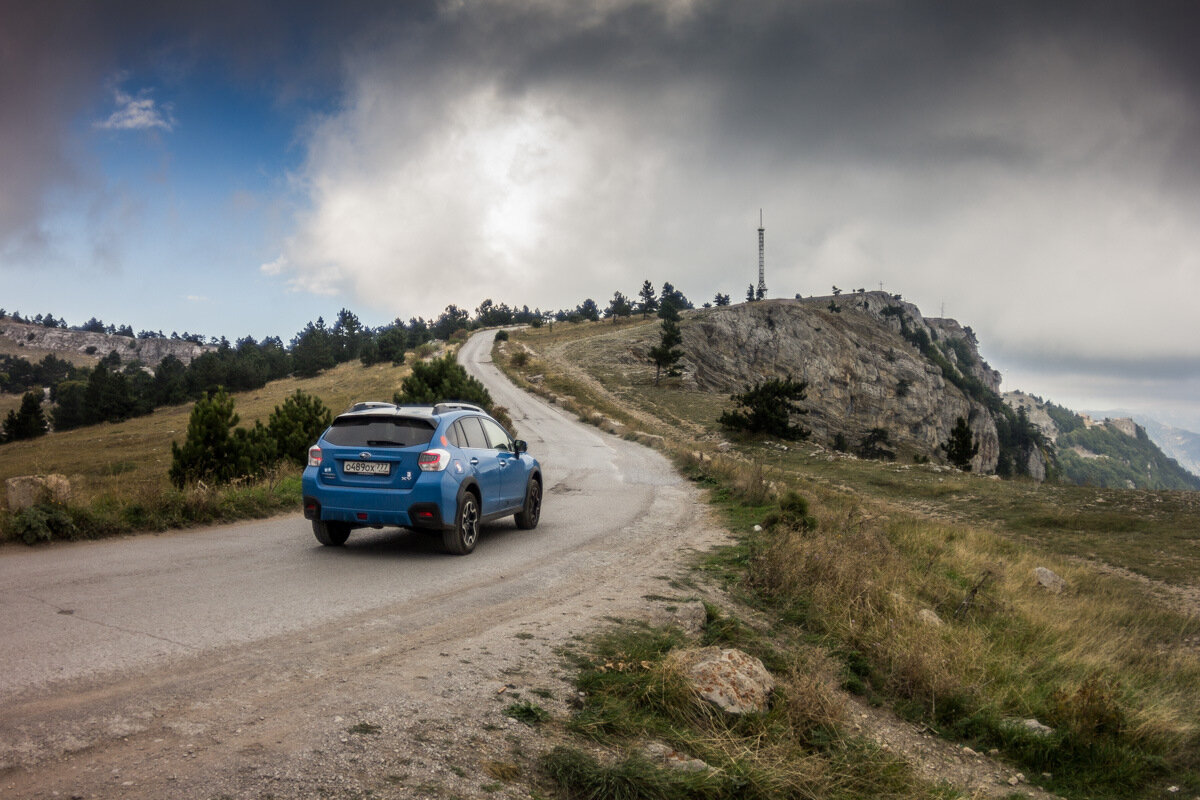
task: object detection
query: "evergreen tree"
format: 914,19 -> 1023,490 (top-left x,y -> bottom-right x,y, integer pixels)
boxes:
718,377 -> 810,440
393,355 -> 510,430
714,292 -> 731,306
746,284 -> 756,302
169,389 -> 273,487
855,428 -> 896,461
51,381 -> 88,431
432,305 -> 470,340
291,318 -> 336,378
647,318 -> 684,385
268,390 -> 333,465
331,308 -> 366,363
605,291 -> 633,322
394,354 -> 494,408
576,298 -> 601,322
1,391 -> 48,442
942,416 -> 980,470
638,280 -> 658,318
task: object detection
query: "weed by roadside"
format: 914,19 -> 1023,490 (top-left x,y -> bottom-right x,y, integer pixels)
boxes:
2,472 -> 301,544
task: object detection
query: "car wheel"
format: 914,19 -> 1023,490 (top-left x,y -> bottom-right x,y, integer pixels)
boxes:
312,519 -> 351,546
444,492 -> 480,555
514,477 -> 541,530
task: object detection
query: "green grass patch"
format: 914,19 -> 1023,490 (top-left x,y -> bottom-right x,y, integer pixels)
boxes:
504,700 -> 551,725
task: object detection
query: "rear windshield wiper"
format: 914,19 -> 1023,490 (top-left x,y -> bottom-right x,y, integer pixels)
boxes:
366,439 -> 406,446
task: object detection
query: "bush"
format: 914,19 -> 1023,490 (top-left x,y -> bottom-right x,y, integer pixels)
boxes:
718,377 -> 811,440
394,354 -> 513,432
7,503 -> 77,544
494,329 -> 509,341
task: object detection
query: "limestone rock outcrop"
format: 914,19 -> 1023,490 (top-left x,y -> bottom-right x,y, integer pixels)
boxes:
681,295 -> 1005,473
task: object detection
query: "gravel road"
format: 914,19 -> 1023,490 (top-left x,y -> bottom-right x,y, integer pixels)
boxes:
0,329 -> 729,799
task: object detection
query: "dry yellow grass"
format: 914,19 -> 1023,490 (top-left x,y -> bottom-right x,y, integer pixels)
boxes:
0,360 -> 411,507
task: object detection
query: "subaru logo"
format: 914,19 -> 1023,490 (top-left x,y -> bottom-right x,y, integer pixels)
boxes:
359,452 -> 372,460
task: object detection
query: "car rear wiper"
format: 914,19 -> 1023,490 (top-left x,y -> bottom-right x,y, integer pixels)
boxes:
366,440 -> 405,446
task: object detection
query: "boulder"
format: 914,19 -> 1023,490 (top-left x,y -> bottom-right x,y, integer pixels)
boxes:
666,647 -> 774,715
6,474 -> 71,511
918,608 -> 944,627
1033,566 -> 1066,594
640,741 -> 709,772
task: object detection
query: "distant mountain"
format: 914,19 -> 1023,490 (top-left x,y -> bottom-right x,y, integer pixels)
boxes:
1092,415 -> 1200,481
1006,393 -> 1200,491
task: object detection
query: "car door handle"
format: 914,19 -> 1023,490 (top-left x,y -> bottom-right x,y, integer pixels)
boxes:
469,458 -> 479,466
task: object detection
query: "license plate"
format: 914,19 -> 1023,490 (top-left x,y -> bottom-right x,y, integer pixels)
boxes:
343,461 -> 391,475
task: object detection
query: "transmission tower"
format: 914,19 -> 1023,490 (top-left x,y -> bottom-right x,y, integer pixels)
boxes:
756,209 -> 767,299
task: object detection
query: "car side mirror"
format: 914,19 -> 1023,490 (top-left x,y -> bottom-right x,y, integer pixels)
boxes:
513,439 -> 528,454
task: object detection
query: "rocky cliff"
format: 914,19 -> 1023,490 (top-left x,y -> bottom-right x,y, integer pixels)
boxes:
0,319 -> 212,367
680,294 -> 1014,473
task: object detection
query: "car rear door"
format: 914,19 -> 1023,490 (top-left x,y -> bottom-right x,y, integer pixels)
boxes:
479,416 -> 526,509
456,416 -> 503,513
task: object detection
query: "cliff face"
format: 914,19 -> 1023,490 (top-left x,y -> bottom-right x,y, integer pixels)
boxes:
0,319 -> 212,367
682,294 -> 1007,473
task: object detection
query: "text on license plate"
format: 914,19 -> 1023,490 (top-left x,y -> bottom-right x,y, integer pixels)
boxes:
343,461 -> 391,475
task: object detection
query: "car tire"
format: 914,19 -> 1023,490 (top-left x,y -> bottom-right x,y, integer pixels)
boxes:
514,477 -> 541,530
312,519 -> 351,547
443,492 -> 480,555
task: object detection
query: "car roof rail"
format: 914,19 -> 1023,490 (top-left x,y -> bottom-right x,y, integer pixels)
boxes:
432,401 -> 487,415
346,401 -> 397,413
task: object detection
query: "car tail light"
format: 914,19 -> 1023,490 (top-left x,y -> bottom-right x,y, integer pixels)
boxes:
308,446 -> 323,467
418,448 -> 451,472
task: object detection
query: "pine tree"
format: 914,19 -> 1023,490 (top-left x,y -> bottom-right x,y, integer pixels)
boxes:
638,280 -> 658,318
169,389 -> 274,487
942,416 -> 979,470
718,377 -> 810,440
268,390 -> 333,465
648,319 -> 684,385
1,391 -> 48,442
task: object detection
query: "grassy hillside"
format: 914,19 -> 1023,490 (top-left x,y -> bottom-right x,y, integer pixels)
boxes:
500,315 -> 1200,800
0,359 -> 412,537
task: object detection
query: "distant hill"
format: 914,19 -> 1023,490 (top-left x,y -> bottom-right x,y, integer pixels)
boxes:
1138,419 -> 1200,480
0,318 -> 212,369
1005,393 -> 1200,491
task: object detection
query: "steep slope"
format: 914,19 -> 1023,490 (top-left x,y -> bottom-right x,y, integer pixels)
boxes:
1006,393 -> 1200,490
674,293 -> 1045,476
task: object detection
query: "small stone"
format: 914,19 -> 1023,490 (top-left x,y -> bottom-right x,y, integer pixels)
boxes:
753,524 -> 763,532
1034,567 -> 1066,593
918,608 -> 943,627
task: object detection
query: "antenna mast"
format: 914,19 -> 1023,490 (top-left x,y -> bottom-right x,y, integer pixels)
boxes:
756,209 -> 766,299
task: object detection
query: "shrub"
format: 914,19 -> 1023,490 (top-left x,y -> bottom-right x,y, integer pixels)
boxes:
7,503 -> 77,544
494,329 -> 509,341
718,377 -> 811,440
394,354 -> 513,432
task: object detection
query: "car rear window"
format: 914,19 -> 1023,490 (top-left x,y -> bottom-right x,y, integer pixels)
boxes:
324,416 -> 436,448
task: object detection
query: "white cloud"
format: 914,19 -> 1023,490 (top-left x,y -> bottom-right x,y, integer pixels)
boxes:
95,85 -> 176,132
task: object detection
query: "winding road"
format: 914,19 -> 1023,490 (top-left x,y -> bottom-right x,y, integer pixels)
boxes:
0,330 -> 724,798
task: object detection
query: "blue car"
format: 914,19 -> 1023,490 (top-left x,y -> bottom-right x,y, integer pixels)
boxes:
302,402 -> 542,554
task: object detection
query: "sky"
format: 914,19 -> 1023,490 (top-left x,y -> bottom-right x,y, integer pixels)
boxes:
2,0 -> 1199,429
